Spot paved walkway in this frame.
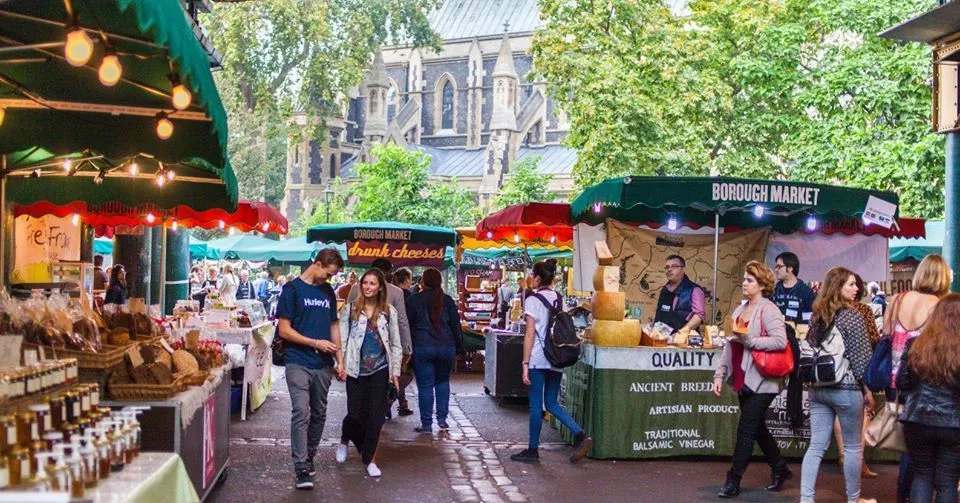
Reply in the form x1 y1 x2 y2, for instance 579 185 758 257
209 370 900 503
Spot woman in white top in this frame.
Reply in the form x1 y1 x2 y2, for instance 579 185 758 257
510 259 592 464
218 264 238 305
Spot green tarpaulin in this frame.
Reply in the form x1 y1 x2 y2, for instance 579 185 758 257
203 235 344 263
94 236 208 258
571 176 899 233
307 221 458 247
890 220 943 262
0 0 237 210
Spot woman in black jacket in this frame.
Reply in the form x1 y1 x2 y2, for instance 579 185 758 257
406 268 463 433
897 293 960 503
104 264 127 306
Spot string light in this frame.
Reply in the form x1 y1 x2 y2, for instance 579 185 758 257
155 171 166 187
98 50 122 86
171 220 178 231
62 160 72 173
592 202 602 214
146 213 156 224
753 205 765 218
166 170 175 181
806 216 818 232
549 235 556 244
64 27 94 67
71 214 80 226
228 227 236 236
128 162 139 176
155 112 173 140
486 231 493 240
667 217 678 231
261 223 270 233
218 220 225 230
171 79 192 110
513 233 521 243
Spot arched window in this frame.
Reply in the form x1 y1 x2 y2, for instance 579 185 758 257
441 80 454 130
386 78 399 120
329 154 337 179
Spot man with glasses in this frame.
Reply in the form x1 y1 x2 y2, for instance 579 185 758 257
771 251 814 324
654 255 706 333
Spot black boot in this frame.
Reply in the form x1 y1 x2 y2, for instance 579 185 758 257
766 463 792 492
717 472 741 499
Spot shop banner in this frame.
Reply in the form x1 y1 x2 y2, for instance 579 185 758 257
346 240 445 267
605 220 768 325
245 323 275 411
13 214 81 283
766 232 888 285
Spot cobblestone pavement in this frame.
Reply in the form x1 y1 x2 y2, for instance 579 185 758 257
208 369 900 503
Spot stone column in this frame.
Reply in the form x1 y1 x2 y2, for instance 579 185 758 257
164 227 190 315
114 232 151 304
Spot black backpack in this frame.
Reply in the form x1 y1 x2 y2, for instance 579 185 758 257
532 291 581 368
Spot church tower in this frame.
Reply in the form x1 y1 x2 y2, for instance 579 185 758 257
363 51 389 147
480 30 520 207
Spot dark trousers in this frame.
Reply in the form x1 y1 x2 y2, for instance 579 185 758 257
729 390 784 479
899 452 914 503
412 344 455 427
904 422 960 503
342 368 389 465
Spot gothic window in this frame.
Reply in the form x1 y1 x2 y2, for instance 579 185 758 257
386 79 399 120
441 81 454 129
329 154 337 179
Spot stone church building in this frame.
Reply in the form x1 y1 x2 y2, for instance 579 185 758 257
280 0 577 223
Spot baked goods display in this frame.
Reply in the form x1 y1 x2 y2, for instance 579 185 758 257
5 293 105 354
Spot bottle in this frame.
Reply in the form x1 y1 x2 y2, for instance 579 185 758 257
108 423 125 472
61 422 78 444
92 428 110 481
44 450 68 492
8 446 30 486
16 411 38 446
28 439 45 477
60 444 84 498
0 415 16 455
88 383 100 409
0 453 9 490
28 403 51 436
29 452 51 491
121 409 142 460
63 391 80 423
78 437 98 489
42 431 63 452
48 394 66 432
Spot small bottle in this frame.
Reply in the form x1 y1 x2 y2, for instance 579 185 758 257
16 411 38 446
28 403 51 436
0 453 9 490
0 415 16 455
48 394 66 431
28 439 45 477
42 431 63 452
8 446 30 486
63 391 80 423
61 422 78 444
93 429 110 481
61 445 84 498
108 423 125 472
45 450 68 492
29 452 51 492
78 438 98 489
76 417 91 437
78 386 91 417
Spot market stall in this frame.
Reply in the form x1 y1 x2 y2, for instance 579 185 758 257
565 176 923 459
307 221 458 269
888 219 940 295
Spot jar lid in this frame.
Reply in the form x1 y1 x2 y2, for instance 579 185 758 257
42 432 63 440
28 404 50 412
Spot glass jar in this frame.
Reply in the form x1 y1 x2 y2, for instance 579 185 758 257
78 386 91 416
63 391 80 424
61 422 78 444
28 440 44 476
8 446 30 486
37 364 50 392
28 403 51 435
88 383 100 408
8 369 26 399
0 452 8 490
42 431 63 452
25 368 41 395
0 372 11 405
48 394 66 431
0 415 16 455
78 440 98 489
16 411 38 446
63 359 78 383
93 431 110 480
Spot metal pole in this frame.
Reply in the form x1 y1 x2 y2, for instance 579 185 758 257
711 212 720 324
945 132 960 292
325 200 330 223
1 156 5 288
159 227 167 313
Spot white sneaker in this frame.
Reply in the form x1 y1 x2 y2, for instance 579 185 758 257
335 443 348 464
366 462 382 477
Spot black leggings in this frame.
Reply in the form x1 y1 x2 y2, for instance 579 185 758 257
729 390 785 479
342 368 389 465
904 422 960 503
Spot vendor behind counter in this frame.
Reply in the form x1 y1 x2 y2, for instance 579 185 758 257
654 255 706 332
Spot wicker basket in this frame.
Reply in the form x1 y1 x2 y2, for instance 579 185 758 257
179 370 210 387
24 342 136 370
107 374 187 401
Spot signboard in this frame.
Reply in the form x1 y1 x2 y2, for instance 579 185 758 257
862 195 897 229
346 240 445 267
711 182 822 206
13 215 81 282
202 394 216 488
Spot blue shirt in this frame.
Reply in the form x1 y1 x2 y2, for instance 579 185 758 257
359 324 387 376
277 278 338 369
772 279 815 324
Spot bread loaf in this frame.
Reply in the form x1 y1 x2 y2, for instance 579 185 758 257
108 328 130 346
592 266 621 292
172 350 200 374
592 319 641 347
591 291 626 321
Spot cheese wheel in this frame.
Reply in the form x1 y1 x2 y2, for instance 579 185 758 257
592 266 621 292
592 319 641 347
591 291 626 321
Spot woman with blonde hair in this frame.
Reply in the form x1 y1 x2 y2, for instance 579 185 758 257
884 254 953 502
335 268 402 477
897 293 960 502
713 260 789 498
800 267 875 503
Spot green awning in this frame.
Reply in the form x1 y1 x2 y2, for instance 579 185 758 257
94 236 209 258
890 220 943 262
307 221 459 247
0 0 237 210
571 176 900 233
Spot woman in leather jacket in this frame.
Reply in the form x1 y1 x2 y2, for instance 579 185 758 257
897 293 960 503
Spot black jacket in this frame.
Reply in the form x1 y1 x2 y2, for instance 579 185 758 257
407 289 463 353
897 339 960 429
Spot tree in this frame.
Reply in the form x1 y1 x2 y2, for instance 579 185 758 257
203 0 440 205
493 156 555 210
533 0 943 218
350 144 479 227
290 178 352 236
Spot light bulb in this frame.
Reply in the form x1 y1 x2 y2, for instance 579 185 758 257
753 205 765 218
593 203 602 214
549 235 556 244
62 160 71 173
146 213 156 224
486 231 493 240
171 83 192 110
806 216 818 232
166 170 175 181
71 214 80 226
31 169 41 178
65 29 94 67
262 223 270 233
667 217 678 231
128 162 139 176
171 220 178 231
0 107 5 127
155 172 165 187
98 53 122 86
218 220 225 230
513 233 521 243
228 227 236 236
156 114 174 140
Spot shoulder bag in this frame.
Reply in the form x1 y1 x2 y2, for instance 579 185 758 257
751 304 795 378
865 401 906 452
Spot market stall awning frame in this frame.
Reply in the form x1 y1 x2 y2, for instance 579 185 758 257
476 203 574 243
571 176 903 234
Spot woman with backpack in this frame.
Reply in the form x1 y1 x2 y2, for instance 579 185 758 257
884 254 952 502
713 261 790 498
511 259 592 464
896 293 960 503
406 268 463 433
335 268 402 477
799 267 875 503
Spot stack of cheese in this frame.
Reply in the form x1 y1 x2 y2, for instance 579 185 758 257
589 241 641 347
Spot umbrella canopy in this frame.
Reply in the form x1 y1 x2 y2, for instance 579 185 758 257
476 203 574 244
0 0 237 210
571 176 903 234
307 221 458 247
94 235 209 258
890 220 943 263
204 235 277 261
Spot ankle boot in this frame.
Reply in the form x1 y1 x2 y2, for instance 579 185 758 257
717 472 741 498
766 463 792 492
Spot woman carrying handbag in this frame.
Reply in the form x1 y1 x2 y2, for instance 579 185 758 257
713 261 790 498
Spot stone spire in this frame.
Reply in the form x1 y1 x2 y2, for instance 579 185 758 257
489 31 518 132
363 50 388 140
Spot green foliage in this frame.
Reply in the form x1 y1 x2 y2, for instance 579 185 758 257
351 144 479 227
203 0 440 205
493 156 555 209
533 0 943 217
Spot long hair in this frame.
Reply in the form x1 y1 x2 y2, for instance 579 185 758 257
422 268 444 332
910 293 960 387
350 269 389 323
109 265 126 288
809 267 855 345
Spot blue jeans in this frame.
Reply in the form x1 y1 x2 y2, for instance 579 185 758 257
528 369 582 450
800 387 864 502
412 344 455 427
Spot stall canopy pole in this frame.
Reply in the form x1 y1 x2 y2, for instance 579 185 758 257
711 212 720 324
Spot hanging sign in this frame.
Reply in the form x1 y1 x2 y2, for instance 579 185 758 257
862 196 897 229
13 215 81 283
346 240 445 267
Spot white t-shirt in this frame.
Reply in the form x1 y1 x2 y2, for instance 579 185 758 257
524 288 560 371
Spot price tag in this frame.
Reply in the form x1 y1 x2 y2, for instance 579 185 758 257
23 348 38 367
863 195 897 229
125 345 144 368
160 338 175 354
0 336 23 369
